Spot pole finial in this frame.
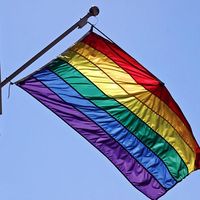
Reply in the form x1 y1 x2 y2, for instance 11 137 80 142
89 6 100 16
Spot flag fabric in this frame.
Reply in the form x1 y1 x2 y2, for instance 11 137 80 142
16 31 200 200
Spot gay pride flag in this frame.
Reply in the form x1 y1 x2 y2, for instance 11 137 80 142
16 31 200 199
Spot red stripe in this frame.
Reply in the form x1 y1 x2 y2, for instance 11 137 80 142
82 32 192 133
195 149 200 169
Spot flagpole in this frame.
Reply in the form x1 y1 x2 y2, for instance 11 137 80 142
0 6 99 114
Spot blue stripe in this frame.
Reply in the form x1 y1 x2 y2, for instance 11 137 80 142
33 68 176 189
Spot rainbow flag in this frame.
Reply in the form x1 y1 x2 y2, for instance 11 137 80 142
16 31 200 199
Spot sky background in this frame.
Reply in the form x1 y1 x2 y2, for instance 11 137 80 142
1 1 200 200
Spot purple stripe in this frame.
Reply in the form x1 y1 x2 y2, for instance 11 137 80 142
18 77 166 199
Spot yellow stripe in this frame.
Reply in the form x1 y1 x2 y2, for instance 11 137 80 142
60 50 195 172
71 42 197 154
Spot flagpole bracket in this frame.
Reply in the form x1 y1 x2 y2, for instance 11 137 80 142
0 67 2 114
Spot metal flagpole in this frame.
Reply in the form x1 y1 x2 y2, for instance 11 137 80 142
0 6 99 114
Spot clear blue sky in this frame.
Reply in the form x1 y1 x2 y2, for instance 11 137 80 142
1 1 200 199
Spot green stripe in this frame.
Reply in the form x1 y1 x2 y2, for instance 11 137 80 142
48 58 188 181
